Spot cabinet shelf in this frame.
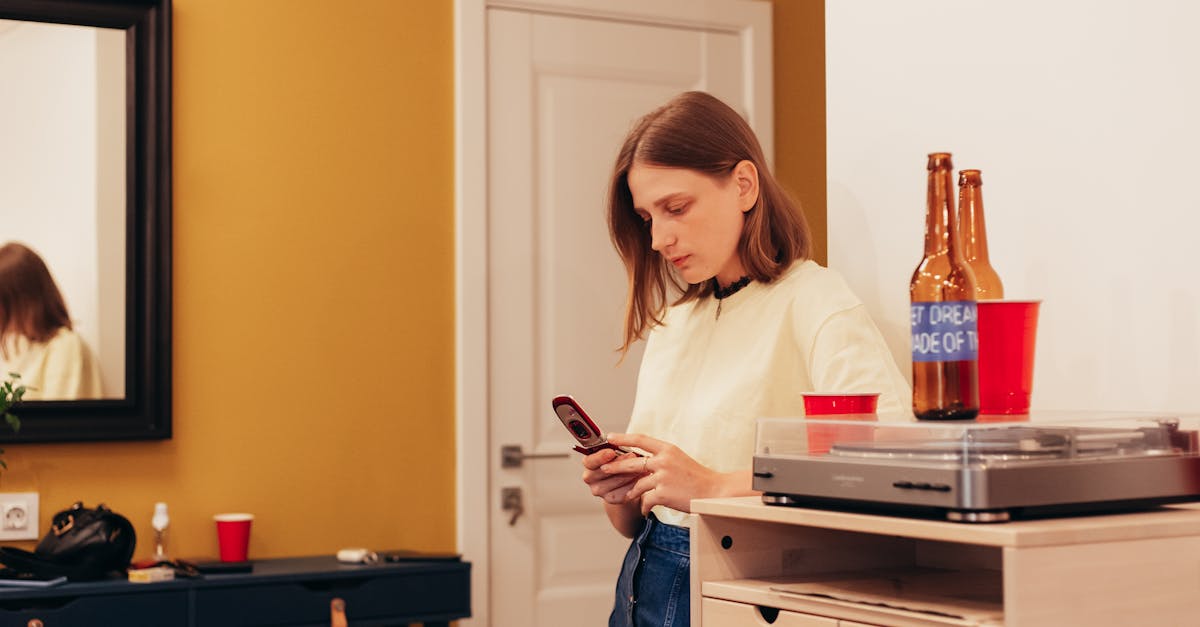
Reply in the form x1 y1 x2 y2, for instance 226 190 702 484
691 497 1200 626
704 569 1003 627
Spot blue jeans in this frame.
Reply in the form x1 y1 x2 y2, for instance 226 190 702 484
609 514 690 627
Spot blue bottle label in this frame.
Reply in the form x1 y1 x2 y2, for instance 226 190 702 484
911 301 978 362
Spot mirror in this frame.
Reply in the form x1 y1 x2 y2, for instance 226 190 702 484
0 0 171 441
1 20 126 401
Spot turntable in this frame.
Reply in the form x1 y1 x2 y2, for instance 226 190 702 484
753 412 1200 522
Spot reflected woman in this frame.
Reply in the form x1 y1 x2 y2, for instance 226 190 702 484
0 242 102 399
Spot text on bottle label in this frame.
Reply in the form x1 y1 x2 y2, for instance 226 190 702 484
911 301 978 362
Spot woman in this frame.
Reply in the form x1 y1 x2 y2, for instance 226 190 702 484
0 242 102 399
581 92 909 627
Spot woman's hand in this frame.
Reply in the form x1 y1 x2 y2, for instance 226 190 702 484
581 447 647 505
601 433 747 515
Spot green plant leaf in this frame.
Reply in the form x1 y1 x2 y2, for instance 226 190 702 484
0 372 22 436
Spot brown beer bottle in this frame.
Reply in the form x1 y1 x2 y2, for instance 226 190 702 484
910 153 980 420
958 169 1004 299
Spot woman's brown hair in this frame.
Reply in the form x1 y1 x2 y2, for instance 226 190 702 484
0 242 73 359
607 91 811 353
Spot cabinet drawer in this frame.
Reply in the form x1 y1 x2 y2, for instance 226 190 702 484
195 569 469 626
703 597 838 627
0 590 188 627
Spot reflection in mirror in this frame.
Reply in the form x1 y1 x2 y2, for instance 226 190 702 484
0 0 171 443
0 19 125 400
0 242 105 400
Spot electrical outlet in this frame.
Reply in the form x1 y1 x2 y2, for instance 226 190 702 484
0 492 39 540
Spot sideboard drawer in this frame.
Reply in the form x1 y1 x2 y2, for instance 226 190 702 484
0 589 188 627
194 568 470 626
703 597 838 627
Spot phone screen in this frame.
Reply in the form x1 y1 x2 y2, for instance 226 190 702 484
552 395 634 456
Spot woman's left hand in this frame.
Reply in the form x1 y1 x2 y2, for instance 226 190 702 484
600 433 738 516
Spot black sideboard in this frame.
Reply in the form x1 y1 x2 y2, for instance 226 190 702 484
0 555 471 626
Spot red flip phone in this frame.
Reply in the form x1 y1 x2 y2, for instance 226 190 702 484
551 395 635 456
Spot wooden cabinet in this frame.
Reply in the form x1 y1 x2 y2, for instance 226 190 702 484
691 497 1200 627
190 557 469 627
0 589 189 627
703 597 837 626
0 556 470 627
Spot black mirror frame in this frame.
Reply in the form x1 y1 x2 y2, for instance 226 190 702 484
0 0 171 442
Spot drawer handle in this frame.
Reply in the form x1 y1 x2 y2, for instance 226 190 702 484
757 605 779 624
330 598 348 627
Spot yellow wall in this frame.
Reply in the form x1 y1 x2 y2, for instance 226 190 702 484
771 0 828 264
3 0 457 560
3 0 824 564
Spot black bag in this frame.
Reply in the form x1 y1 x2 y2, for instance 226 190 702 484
0 501 136 581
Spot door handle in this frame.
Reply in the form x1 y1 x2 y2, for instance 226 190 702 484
501 444 569 469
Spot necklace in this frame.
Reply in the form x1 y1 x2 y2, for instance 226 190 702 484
713 275 752 320
713 275 752 299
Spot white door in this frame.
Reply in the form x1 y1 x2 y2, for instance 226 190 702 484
461 1 772 624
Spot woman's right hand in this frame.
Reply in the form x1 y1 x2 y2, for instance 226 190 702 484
581 447 645 505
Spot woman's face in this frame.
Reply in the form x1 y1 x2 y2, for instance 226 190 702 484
627 161 757 286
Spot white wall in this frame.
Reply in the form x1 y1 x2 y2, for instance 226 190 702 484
0 19 125 397
826 0 1200 413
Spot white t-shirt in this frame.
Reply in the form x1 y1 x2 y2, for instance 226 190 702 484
627 259 911 525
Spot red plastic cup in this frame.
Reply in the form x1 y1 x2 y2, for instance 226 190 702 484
977 300 1041 415
803 393 879 454
214 513 254 562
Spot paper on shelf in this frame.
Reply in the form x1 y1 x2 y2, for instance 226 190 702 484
769 567 1004 625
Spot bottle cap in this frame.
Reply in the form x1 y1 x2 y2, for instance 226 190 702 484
152 502 170 531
